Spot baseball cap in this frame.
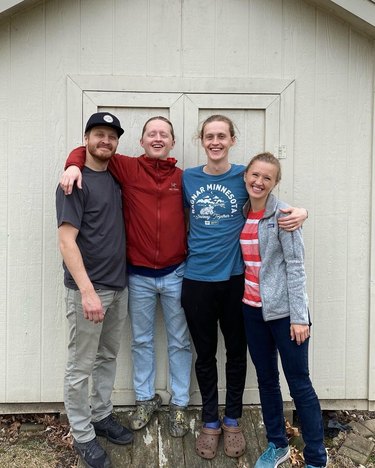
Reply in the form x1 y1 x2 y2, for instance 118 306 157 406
84 112 124 137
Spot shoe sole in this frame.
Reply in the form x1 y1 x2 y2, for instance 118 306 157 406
274 448 291 467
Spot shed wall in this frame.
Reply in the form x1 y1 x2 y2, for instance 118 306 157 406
0 0 374 409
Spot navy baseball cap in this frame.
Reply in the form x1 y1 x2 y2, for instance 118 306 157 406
84 112 124 137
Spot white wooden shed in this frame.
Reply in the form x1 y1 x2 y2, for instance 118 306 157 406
0 0 374 413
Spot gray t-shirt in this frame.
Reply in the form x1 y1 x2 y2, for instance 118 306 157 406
56 166 126 290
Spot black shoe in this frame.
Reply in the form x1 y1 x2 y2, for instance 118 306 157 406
93 414 134 445
74 437 111 468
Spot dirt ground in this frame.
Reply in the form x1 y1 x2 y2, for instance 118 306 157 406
0 414 77 468
0 410 374 467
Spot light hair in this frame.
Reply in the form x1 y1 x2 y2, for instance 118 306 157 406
245 152 282 184
141 116 175 140
199 114 236 140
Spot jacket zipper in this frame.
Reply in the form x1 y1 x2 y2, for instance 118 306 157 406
154 160 161 268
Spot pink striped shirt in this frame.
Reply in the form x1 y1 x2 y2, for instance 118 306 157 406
240 209 265 307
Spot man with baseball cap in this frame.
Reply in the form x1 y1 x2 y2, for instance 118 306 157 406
56 112 132 468
84 112 125 137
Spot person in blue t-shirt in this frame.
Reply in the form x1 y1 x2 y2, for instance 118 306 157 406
181 114 308 461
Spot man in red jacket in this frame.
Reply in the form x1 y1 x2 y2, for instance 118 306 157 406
61 116 192 438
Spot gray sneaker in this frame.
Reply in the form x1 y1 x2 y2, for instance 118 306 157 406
129 394 162 430
168 403 189 437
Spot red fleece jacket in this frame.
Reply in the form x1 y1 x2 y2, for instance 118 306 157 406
66 147 187 269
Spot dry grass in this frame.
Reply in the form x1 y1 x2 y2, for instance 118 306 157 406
0 433 70 467
0 414 77 468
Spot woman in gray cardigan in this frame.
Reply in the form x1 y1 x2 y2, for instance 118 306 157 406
240 152 327 468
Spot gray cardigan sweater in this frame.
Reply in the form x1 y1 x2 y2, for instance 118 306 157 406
243 193 309 324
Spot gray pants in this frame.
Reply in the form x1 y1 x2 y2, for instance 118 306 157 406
64 288 128 443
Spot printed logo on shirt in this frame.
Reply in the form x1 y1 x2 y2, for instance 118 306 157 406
189 183 238 225
169 182 179 191
267 223 275 228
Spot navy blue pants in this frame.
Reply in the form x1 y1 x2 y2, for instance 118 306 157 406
243 304 327 467
181 275 247 422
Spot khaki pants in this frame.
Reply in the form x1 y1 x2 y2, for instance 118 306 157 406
64 288 128 443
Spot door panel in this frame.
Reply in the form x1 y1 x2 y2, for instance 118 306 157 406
183 93 279 168
181 93 286 405
83 92 184 165
69 83 294 404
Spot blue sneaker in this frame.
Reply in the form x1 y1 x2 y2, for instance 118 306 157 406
255 442 290 467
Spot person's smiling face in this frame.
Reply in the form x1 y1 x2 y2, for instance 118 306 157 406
244 160 279 205
140 119 175 160
201 120 235 164
85 126 119 163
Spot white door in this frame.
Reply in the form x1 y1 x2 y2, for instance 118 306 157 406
67 76 295 405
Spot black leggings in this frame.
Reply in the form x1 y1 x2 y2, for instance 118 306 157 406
181 275 247 422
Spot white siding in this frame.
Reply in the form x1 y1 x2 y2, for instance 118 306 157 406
7 3 45 402
42 0 81 402
0 19 10 403
0 0 374 409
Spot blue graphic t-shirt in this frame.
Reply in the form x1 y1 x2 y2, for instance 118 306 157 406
182 164 248 281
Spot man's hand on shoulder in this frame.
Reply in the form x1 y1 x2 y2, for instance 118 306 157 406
60 166 83 195
278 207 308 232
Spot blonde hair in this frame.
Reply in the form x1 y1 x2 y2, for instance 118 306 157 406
141 116 175 140
245 152 281 184
199 114 236 140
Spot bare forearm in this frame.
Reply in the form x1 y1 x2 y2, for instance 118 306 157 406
59 238 94 294
59 235 104 323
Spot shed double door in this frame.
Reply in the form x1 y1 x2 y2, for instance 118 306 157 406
70 81 294 405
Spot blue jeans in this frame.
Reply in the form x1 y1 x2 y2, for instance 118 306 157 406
64 288 128 443
243 305 326 467
128 263 192 406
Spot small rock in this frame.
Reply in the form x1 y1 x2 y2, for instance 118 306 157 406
338 432 375 466
19 423 44 433
363 419 375 435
